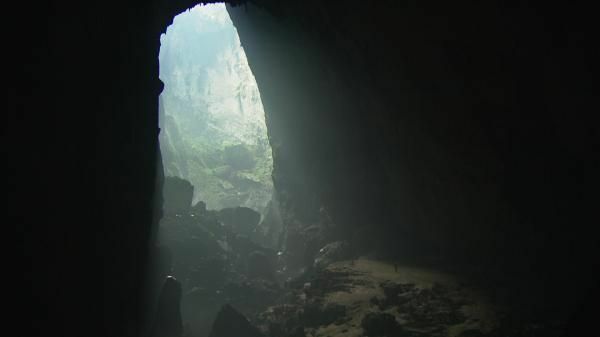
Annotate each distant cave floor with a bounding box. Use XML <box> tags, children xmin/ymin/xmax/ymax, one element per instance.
<box><xmin>252</xmin><ymin>258</ymin><xmax>496</xmax><ymax>337</ymax></box>
<box><xmin>244</xmin><ymin>258</ymin><xmax>565</xmax><ymax>337</ymax></box>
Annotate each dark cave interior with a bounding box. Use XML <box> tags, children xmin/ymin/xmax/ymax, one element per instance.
<box><xmin>9</xmin><ymin>1</ymin><xmax>598</xmax><ymax>337</ymax></box>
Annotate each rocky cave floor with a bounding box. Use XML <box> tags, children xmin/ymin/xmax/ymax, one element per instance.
<box><xmin>155</xmin><ymin>194</ymin><xmax>567</xmax><ymax>337</ymax></box>
<box><xmin>244</xmin><ymin>258</ymin><xmax>565</xmax><ymax>337</ymax></box>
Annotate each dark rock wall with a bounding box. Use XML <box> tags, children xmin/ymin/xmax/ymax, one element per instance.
<box><xmin>9</xmin><ymin>0</ymin><xmax>597</xmax><ymax>336</ymax></box>
<box><xmin>228</xmin><ymin>2</ymin><xmax>598</xmax><ymax>274</ymax></box>
<box><xmin>10</xmin><ymin>1</ymin><xmax>218</xmax><ymax>336</ymax></box>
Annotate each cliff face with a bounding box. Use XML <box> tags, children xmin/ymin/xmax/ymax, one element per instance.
<box><xmin>10</xmin><ymin>0</ymin><xmax>598</xmax><ymax>336</ymax></box>
<box><xmin>159</xmin><ymin>4</ymin><xmax>273</xmax><ymax>212</ymax></box>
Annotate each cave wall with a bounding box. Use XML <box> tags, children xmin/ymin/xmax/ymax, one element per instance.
<box><xmin>228</xmin><ymin>0</ymin><xmax>598</xmax><ymax>283</ymax></box>
<box><xmin>9</xmin><ymin>1</ymin><xmax>220</xmax><ymax>336</ymax></box>
<box><xmin>9</xmin><ymin>0</ymin><xmax>597</xmax><ymax>336</ymax></box>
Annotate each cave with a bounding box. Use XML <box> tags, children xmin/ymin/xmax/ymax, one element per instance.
<box><xmin>11</xmin><ymin>1</ymin><xmax>598</xmax><ymax>337</ymax></box>
<box><xmin>158</xmin><ymin>4</ymin><xmax>274</xmax><ymax>214</ymax></box>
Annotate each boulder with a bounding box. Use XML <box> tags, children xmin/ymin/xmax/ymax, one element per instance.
<box><xmin>163</xmin><ymin>176</ymin><xmax>194</xmax><ymax>215</ymax></box>
<box><xmin>218</xmin><ymin>207</ymin><xmax>261</xmax><ymax>237</ymax></box>
<box><xmin>151</xmin><ymin>276</ymin><xmax>183</xmax><ymax>337</ymax></box>
<box><xmin>361</xmin><ymin>312</ymin><xmax>404</xmax><ymax>337</ymax></box>
<box><xmin>208</xmin><ymin>304</ymin><xmax>264</xmax><ymax>337</ymax></box>
<box><xmin>191</xmin><ymin>200</ymin><xmax>207</xmax><ymax>214</ymax></box>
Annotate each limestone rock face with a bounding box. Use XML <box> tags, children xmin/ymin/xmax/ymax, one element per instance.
<box><xmin>159</xmin><ymin>5</ymin><xmax>273</xmax><ymax>213</ymax></box>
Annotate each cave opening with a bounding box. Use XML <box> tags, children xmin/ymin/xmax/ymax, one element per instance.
<box><xmin>145</xmin><ymin>3</ymin><xmax>597</xmax><ymax>337</ymax></box>
<box><xmin>10</xmin><ymin>0</ymin><xmax>598</xmax><ymax>336</ymax></box>
<box><xmin>159</xmin><ymin>3</ymin><xmax>274</xmax><ymax>217</ymax></box>
<box><xmin>153</xmin><ymin>4</ymin><xmax>283</xmax><ymax>337</ymax></box>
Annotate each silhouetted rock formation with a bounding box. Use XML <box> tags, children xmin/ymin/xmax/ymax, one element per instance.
<box><xmin>208</xmin><ymin>304</ymin><xmax>264</xmax><ymax>337</ymax></box>
<box><xmin>152</xmin><ymin>276</ymin><xmax>183</xmax><ymax>337</ymax></box>
<box><xmin>191</xmin><ymin>200</ymin><xmax>207</xmax><ymax>215</ymax></box>
<box><xmin>163</xmin><ymin>177</ymin><xmax>194</xmax><ymax>215</ymax></box>
<box><xmin>313</xmin><ymin>241</ymin><xmax>351</xmax><ymax>269</ymax></box>
<box><xmin>361</xmin><ymin>312</ymin><xmax>404</xmax><ymax>337</ymax></box>
<box><xmin>218</xmin><ymin>206</ymin><xmax>261</xmax><ymax>237</ymax></box>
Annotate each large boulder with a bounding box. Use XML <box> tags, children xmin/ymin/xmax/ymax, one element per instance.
<box><xmin>151</xmin><ymin>276</ymin><xmax>183</xmax><ymax>337</ymax></box>
<box><xmin>208</xmin><ymin>304</ymin><xmax>264</xmax><ymax>337</ymax></box>
<box><xmin>163</xmin><ymin>177</ymin><xmax>194</xmax><ymax>215</ymax></box>
<box><xmin>191</xmin><ymin>200</ymin><xmax>207</xmax><ymax>215</ymax></box>
<box><xmin>218</xmin><ymin>207</ymin><xmax>261</xmax><ymax>237</ymax></box>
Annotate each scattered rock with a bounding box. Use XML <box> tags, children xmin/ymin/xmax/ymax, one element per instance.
<box><xmin>301</xmin><ymin>302</ymin><xmax>347</xmax><ymax>327</ymax></box>
<box><xmin>380</xmin><ymin>281</ymin><xmax>415</xmax><ymax>307</ymax></box>
<box><xmin>256</xmin><ymin>303</ymin><xmax>304</xmax><ymax>337</ymax></box>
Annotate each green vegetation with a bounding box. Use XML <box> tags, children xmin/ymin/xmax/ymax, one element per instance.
<box><xmin>159</xmin><ymin>4</ymin><xmax>273</xmax><ymax>213</ymax></box>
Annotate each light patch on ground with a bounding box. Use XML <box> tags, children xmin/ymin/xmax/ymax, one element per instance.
<box><xmin>308</xmin><ymin>258</ymin><xmax>499</xmax><ymax>337</ymax></box>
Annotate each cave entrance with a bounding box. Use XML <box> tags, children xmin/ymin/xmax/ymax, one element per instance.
<box><xmin>159</xmin><ymin>3</ymin><xmax>274</xmax><ymax>215</ymax></box>
<box><xmin>156</xmin><ymin>3</ymin><xmax>279</xmax><ymax>336</ymax></box>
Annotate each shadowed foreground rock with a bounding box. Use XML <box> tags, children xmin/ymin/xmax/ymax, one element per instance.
<box><xmin>209</xmin><ymin>304</ymin><xmax>264</xmax><ymax>337</ymax></box>
<box><xmin>361</xmin><ymin>312</ymin><xmax>405</xmax><ymax>337</ymax></box>
<box><xmin>152</xmin><ymin>276</ymin><xmax>183</xmax><ymax>337</ymax></box>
